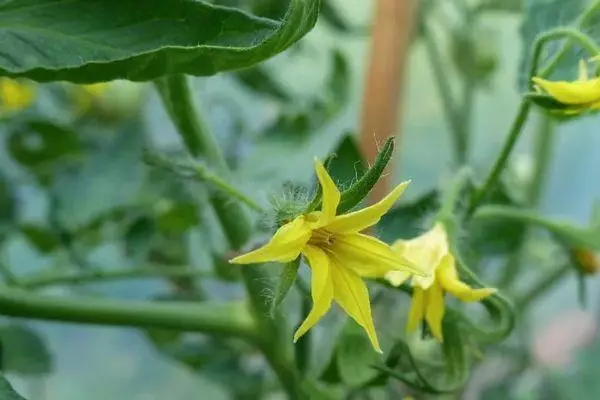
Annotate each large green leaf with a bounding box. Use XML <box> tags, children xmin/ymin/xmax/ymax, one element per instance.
<box><xmin>0</xmin><ymin>0</ymin><xmax>320</xmax><ymax>83</ymax></box>
<box><xmin>0</xmin><ymin>376</ymin><xmax>27</xmax><ymax>400</ymax></box>
<box><xmin>0</xmin><ymin>324</ymin><xmax>52</xmax><ymax>377</ymax></box>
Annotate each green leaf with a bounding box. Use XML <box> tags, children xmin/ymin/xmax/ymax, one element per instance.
<box><xmin>8</xmin><ymin>120</ymin><xmax>81</xmax><ymax>184</ymax></box>
<box><xmin>269</xmin><ymin>258</ymin><xmax>300</xmax><ymax>317</ymax></box>
<box><xmin>0</xmin><ymin>376</ymin><xmax>27</xmax><ymax>400</ymax></box>
<box><xmin>0</xmin><ymin>0</ymin><xmax>321</xmax><ymax>83</ymax></box>
<box><xmin>518</xmin><ymin>0</ymin><xmax>594</xmax><ymax>90</ymax></box>
<box><xmin>0</xmin><ymin>176</ymin><xmax>15</xmax><ymax>236</ymax></box>
<box><xmin>156</xmin><ymin>202</ymin><xmax>199</xmax><ymax>236</ymax></box>
<box><xmin>335</xmin><ymin>320</ymin><xmax>379</xmax><ymax>387</ymax></box>
<box><xmin>232</xmin><ymin>65</ymin><xmax>291</xmax><ymax>101</ymax></box>
<box><xmin>0</xmin><ymin>324</ymin><xmax>52</xmax><ymax>376</ymax></box>
<box><xmin>19</xmin><ymin>224</ymin><xmax>59</xmax><ymax>253</ymax></box>
<box><xmin>325</xmin><ymin>49</ymin><xmax>350</xmax><ymax>108</ymax></box>
<box><xmin>325</xmin><ymin>134</ymin><xmax>366</xmax><ymax>186</ymax></box>
<box><xmin>375</xmin><ymin>190</ymin><xmax>439</xmax><ymax>243</ymax></box>
<box><xmin>52</xmin><ymin>121</ymin><xmax>144</xmax><ymax>231</ymax></box>
<box><xmin>337</xmin><ymin>136</ymin><xmax>395</xmax><ymax>214</ymax></box>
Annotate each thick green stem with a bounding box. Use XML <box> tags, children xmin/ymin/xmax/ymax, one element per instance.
<box><xmin>155</xmin><ymin>74</ymin><xmax>252</xmax><ymax>249</ymax></box>
<box><xmin>467</xmin><ymin>99</ymin><xmax>531</xmax><ymax>215</ymax></box>
<box><xmin>241</xmin><ymin>266</ymin><xmax>300</xmax><ymax>399</ymax></box>
<box><xmin>19</xmin><ymin>266</ymin><xmax>213</xmax><ymax>289</ymax></box>
<box><xmin>499</xmin><ymin>114</ymin><xmax>555</xmax><ymax>288</ymax></box>
<box><xmin>0</xmin><ymin>287</ymin><xmax>257</xmax><ymax>340</ymax></box>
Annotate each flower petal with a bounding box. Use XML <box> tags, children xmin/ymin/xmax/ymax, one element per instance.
<box><xmin>293</xmin><ymin>246</ymin><xmax>334</xmax><ymax>342</ymax></box>
<box><xmin>532</xmin><ymin>76</ymin><xmax>600</xmax><ymax>105</ymax></box>
<box><xmin>331</xmin><ymin>233</ymin><xmax>425</xmax><ymax>277</ymax></box>
<box><xmin>407</xmin><ymin>287</ymin><xmax>425</xmax><ymax>334</ymax></box>
<box><xmin>330</xmin><ymin>262</ymin><xmax>382</xmax><ymax>353</ymax></box>
<box><xmin>314</xmin><ymin>158</ymin><xmax>341</xmax><ymax>222</ymax></box>
<box><xmin>424</xmin><ymin>283</ymin><xmax>445</xmax><ymax>342</ymax></box>
<box><xmin>437</xmin><ymin>255</ymin><xmax>497</xmax><ymax>302</ymax></box>
<box><xmin>325</xmin><ymin>180</ymin><xmax>410</xmax><ymax>233</ymax></box>
<box><xmin>230</xmin><ymin>216</ymin><xmax>311</xmax><ymax>264</ymax></box>
<box><xmin>385</xmin><ymin>270</ymin><xmax>411</xmax><ymax>287</ymax></box>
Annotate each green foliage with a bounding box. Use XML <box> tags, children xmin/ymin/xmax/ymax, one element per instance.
<box><xmin>0</xmin><ymin>377</ymin><xmax>27</xmax><ymax>400</ymax></box>
<box><xmin>0</xmin><ymin>324</ymin><xmax>52</xmax><ymax>376</ymax></box>
<box><xmin>518</xmin><ymin>0</ymin><xmax>598</xmax><ymax>89</ymax></box>
<box><xmin>0</xmin><ymin>0</ymin><xmax>320</xmax><ymax>83</ymax></box>
<box><xmin>270</xmin><ymin>258</ymin><xmax>301</xmax><ymax>317</ymax></box>
<box><xmin>335</xmin><ymin>320</ymin><xmax>380</xmax><ymax>387</ymax></box>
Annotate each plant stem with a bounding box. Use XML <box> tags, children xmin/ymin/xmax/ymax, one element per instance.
<box><xmin>467</xmin><ymin>99</ymin><xmax>532</xmax><ymax>215</ymax></box>
<box><xmin>538</xmin><ymin>1</ymin><xmax>600</xmax><ymax>79</ymax></box>
<box><xmin>144</xmin><ymin>150</ymin><xmax>264</xmax><ymax>212</ymax></box>
<box><xmin>499</xmin><ymin>114</ymin><xmax>555</xmax><ymax>288</ymax></box>
<box><xmin>155</xmin><ymin>74</ymin><xmax>252</xmax><ymax>249</ymax></box>
<box><xmin>241</xmin><ymin>266</ymin><xmax>300</xmax><ymax>399</ymax></box>
<box><xmin>422</xmin><ymin>21</ymin><xmax>466</xmax><ymax>166</ymax></box>
<box><xmin>0</xmin><ymin>287</ymin><xmax>257</xmax><ymax>339</ymax></box>
<box><xmin>19</xmin><ymin>266</ymin><xmax>213</xmax><ymax>289</ymax></box>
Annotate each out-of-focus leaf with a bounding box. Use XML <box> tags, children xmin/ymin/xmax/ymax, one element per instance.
<box><xmin>0</xmin><ymin>376</ymin><xmax>27</xmax><ymax>400</ymax></box>
<box><xmin>0</xmin><ymin>176</ymin><xmax>15</xmax><ymax>236</ymax></box>
<box><xmin>376</xmin><ymin>190</ymin><xmax>440</xmax><ymax>243</ymax></box>
<box><xmin>325</xmin><ymin>134</ymin><xmax>365</xmax><ymax>187</ymax></box>
<box><xmin>465</xmin><ymin>181</ymin><xmax>526</xmax><ymax>255</ymax></box>
<box><xmin>325</xmin><ymin>49</ymin><xmax>350</xmax><ymax>109</ymax></box>
<box><xmin>451</xmin><ymin>25</ymin><xmax>500</xmax><ymax>86</ymax></box>
<box><xmin>52</xmin><ymin>121</ymin><xmax>144</xmax><ymax>231</ymax></box>
<box><xmin>336</xmin><ymin>320</ymin><xmax>379</xmax><ymax>387</ymax></box>
<box><xmin>156</xmin><ymin>202</ymin><xmax>199</xmax><ymax>236</ymax></box>
<box><xmin>232</xmin><ymin>65</ymin><xmax>292</xmax><ymax>101</ymax></box>
<box><xmin>270</xmin><ymin>258</ymin><xmax>300</xmax><ymax>317</ymax></box>
<box><xmin>321</xmin><ymin>0</ymin><xmax>358</xmax><ymax>33</ymax></box>
<box><xmin>19</xmin><ymin>224</ymin><xmax>59</xmax><ymax>253</ymax></box>
<box><xmin>8</xmin><ymin>121</ymin><xmax>81</xmax><ymax>183</ymax></box>
<box><xmin>124</xmin><ymin>216</ymin><xmax>156</xmax><ymax>262</ymax></box>
<box><xmin>518</xmin><ymin>0</ymin><xmax>593</xmax><ymax>90</ymax></box>
<box><xmin>0</xmin><ymin>324</ymin><xmax>52</xmax><ymax>377</ymax></box>
<box><xmin>0</xmin><ymin>0</ymin><xmax>321</xmax><ymax>83</ymax></box>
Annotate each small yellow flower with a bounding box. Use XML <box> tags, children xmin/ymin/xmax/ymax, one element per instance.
<box><xmin>231</xmin><ymin>159</ymin><xmax>424</xmax><ymax>352</ymax></box>
<box><xmin>0</xmin><ymin>78</ymin><xmax>35</xmax><ymax>113</ymax></box>
<box><xmin>73</xmin><ymin>83</ymin><xmax>109</xmax><ymax>114</ymax></box>
<box><xmin>531</xmin><ymin>60</ymin><xmax>600</xmax><ymax>111</ymax></box>
<box><xmin>386</xmin><ymin>223</ymin><xmax>497</xmax><ymax>342</ymax></box>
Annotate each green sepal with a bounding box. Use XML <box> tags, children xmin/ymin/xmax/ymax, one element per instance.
<box><xmin>269</xmin><ymin>257</ymin><xmax>301</xmax><ymax>318</ymax></box>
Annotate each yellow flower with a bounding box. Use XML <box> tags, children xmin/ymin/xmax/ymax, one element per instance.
<box><xmin>571</xmin><ymin>248</ymin><xmax>599</xmax><ymax>275</ymax></box>
<box><xmin>0</xmin><ymin>78</ymin><xmax>35</xmax><ymax>113</ymax></box>
<box><xmin>385</xmin><ymin>223</ymin><xmax>497</xmax><ymax>342</ymax></box>
<box><xmin>531</xmin><ymin>60</ymin><xmax>600</xmax><ymax>111</ymax></box>
<box><xmin>73</xmin><ymin>83</ymin><xmax>109</xmax><ymax>114</ymax></box>
<box><xmin>230</xmin><ymin>159</ymin><xmax>424</xmax><ymax>352</ymax></box>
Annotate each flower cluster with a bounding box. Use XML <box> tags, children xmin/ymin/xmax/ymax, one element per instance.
<box><xmin>231</xmin><ymin>160</ymin><xmax>496</xmax><ymax>351</ymax></box>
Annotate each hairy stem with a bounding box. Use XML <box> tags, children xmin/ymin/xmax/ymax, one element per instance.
<box><xmin>0</xmin><ymin>287</ymin><xmax>257</xmax><ymax>340</ymax></box>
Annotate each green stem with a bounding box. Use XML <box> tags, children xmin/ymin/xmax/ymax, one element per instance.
<box><xmin>422</xmin><ymin>21</ymin><xmax>466</xmax><ymax>166</ymax></box>
<box><xmin>144</xmin><ymin>150</ymin><xmax>264</xmax><ymax>212</ymax></box>
<box><xmin>19</xmin><ymin>266</ymin><xmax>213</xmax><ymax>289</ymax></box>
<box><xmin>467</xmin><ymin>99</ymin><xmax>531</xmax><ymax>215</ymax></box>
<box><xmin>499</xmin><ymin>114</ymin><xmax>555</xmax><ymax>288</ymax></box>
<box><xmin>155</xmin><ymin>74</ymin><xmax>252</xmax><ymax>249</ymax></box>
<box><xmin>241</xmin><ymin>266</ymin><xmax>300</xmax><ymax>399</ymax></box>
<box><xmin>0</xmin><ymin>287</ymin><xmax>257</xmax><ymax>340</ymax></box>
<box><xmin>538</xmin><ymin>1</ymin><xmax>600</xmax><ymax>79</ymax></box>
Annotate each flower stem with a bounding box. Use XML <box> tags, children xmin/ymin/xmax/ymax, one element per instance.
<box><xmin>0</xmin><ymin>287</ymin><xmax>257</xmax><ymax>340</ymax></box>
<box><xmin>155</xmin><ymin>74</ymin><xmax>252</xmax><ymax>249</ymax></box>
<box><xmin>467</xmin><ymin>99</ymin><xmax>531</xmax><ymax>216</ymax></box>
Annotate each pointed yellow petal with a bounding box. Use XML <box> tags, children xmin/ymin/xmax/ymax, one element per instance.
<box><xmin>330</xmin><ymin>262</ymin><xmax>382</xmax><ymax>353</ymax></box>
<box><xmin>314</xmin><ymin>158</ymin><xmax>341</xmax><ymax>222</ymax></box>
<box><xmin>325</xmin><ymin>180</ymin><xmax>410</xmax><ymax>233</ymax></box>
<box><xmin>531</xmin><ymin>76</ymin><xmax>600</xmax><ymax>105</ymax></box>
<box><xmin>385</xmin><ymin>270</ymin><xmax>411</xmax><ymax>287</ymax></box>
<box><xmin>230</xmin><ymin>216</ymin><xmax>311</xmax><ymax>264</ymax></box>
<box><xmin>436</xmin><ymin>255</ymin><xmax>497</xmax><ymax>302</ymax></box>
<box><xmin>424</xmin><ymin>283</ymin><xmax>445</xmax><ymax>342</ymax></box>
<box><xmin>331</xmin><ymin>233</ymin><xmax>425</xmax><ymax>277</ymax></box>
<box><xmin>293</xmin><ymin>246</ymin><xmax>334</xmax><ymax>342</ymax></box>
<box><xmin>406</xmin><ymin>287</ymin><xmax>425</xmax><ymax>334</ymax></box>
